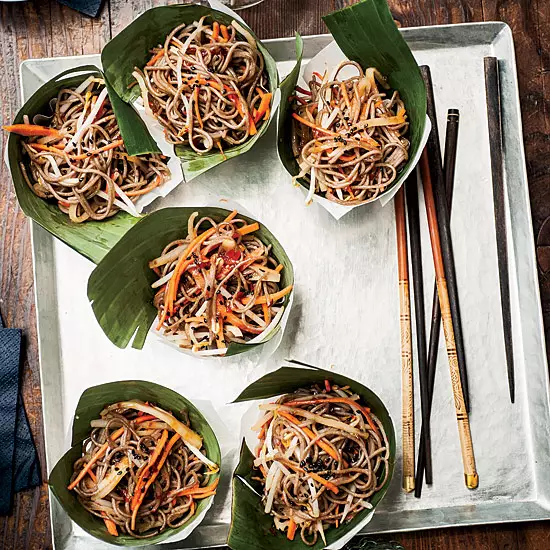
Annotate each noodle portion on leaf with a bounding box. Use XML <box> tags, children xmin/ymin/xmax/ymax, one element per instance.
<box><xmin>253</xmin><ymin>382</ymin><xmax>389</xmax><ymax>546</ymax></box>
<box><xmin>67</xmin><ymin>400</ymin><xmax>218</xmax><ymax>539</ymax></box>
<box><xmin>133</xmin><ymin>16</ymin><xmax>271</xmax><ymax>156</ymax></box>
<box><xmin>150</xmin><ymin>210</ymin><xmax>292</xmax><ymax>355</ymax></box>
<box><xmin>291</xmin><ymin>61</ymin><xmax>410</xmax><ymax>206</ymax></box>
<box><xmin>4</xmin><ymin>78</ymin><xmax>170</xmax><ymax>223</ymax></box>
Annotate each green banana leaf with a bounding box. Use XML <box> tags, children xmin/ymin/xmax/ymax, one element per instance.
<box><xmin>48</xmin><ymin>380</ymin><xmax>221</xmax><ymax>547</ymax></box>
<box><xmin>87</xmin><ymin>206</ymin><xmax>294</xmax><ymax>354</ymax></box>
<box><xmin>277</xmin><ymin>0</ymin><xmax>427</xmax><ymax>206</ymax></box>
<box><xmin>101</xmin><ymin>4</ymin><xmax>279</xmax><ymax>179</ymax></box>
<box><xmin>6</xmin><ymin>65</ymin><xmax>161</xmax><ymax>264</ymax></box>
<box><xmin>228</xmin><ymin>364</ymin><xmax>396</xmax><ymax>550</ymax></box>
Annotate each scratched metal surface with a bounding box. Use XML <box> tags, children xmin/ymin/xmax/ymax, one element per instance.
<box><xmin>22</xmin><ymin>24</ymin><xmax>550</xmax><ymax>550</ymax></box>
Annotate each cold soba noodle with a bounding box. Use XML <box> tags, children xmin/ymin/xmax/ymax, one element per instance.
<box><xmin>133</xmin><ymin>17</ymin><xmax>272</xmax><ymax>154</ymax></box>
<box><xmin>254</xmin><ymin>382</ymin><xmax>389</xmax><ymax>545</ymax></box>
<box><xmin>150</xmin><ymin>210</ymin><xmax>292</xmax><ymax>354</ymax></box>
<box><xmin>291</xmin><ymin>61</ymin><xmax>410</xmax><ymax>205</ymax></box>
<box><xmin>68</xmin><ymin>401</ymin><xmax>218</xmax><ymax>539</ymax></box>
<box><xmin>4</xmin><ymin>78</ymin><xmax>170</xmax><ymax>222</ymax></box>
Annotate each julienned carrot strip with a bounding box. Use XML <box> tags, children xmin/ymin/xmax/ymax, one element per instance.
<box><xmin>262</xmin><ymin>303</ymin><xmax>270</xmax><ymax>325</ymax></box>
<box><xmin>194</xmin><ymin>87</ymin><xmax>203</xmax><ymax>129</ymax></box>
<box><xmin>146</xmin><ymin>49</ymin><xmax>165</xmax><ymax>66</ymax></box>
<box><xmin>102</xmin><ymin>514</ymin><xmax>118</xmax><ymax>536</ymax></box>
<box><xmin>67</xmin><ymin>427</ymin><xmax>125</xmax><ymax>490</ymax></box>
<box><xmin>237</xmin><ymin>222</ymin><xmax>259</xmax><ymax>236</ymax></box>
<box><xmin>284</xmin><ymin>461</ymin><xmax>339</xmax><ymax>494</ymax></box>
<box><xmin>125</xmin><ymin>175</ymin><xmax>162</xmax><ymax>197</ymax></box>
<box><xmin>70</xmin><ymin>140</ymin><xmax>124</xmax><ymax>161</ymax></box>
<box><xmin>134</xmin><ymin>414</ymin><xmax>157</xmax><ymax>424</ymax></box>
<box><xmin>254</xmin><ymin>93</ymin><xmax>272</xmax><ymax>123</ymax></box>
<box><xmin>278</xmin><ymin>411</ymin><xmax>340</xmax><ymax>462</ymax></box>
<box><xmin>220</xmin><ymin>24</ymin><xmax>230</xmax><ymax>42</ymax></box>
<box><xmin>287</xmin><ymin>518</ymin><xmax>297</xmax><ymax>540</ymax></box>
<box><xmin>309</xmin><ymin>472</ymin><xmax>339</xmax><ymax>494</ymax></box>
<box><xmin>159</xmin><ymin>210</ymin><xmax>238</xmax><ymax>326</ymax></box>
<box><xmin>2</xmin><ymin>124</ymin><xmax>61</xmax><ymax>137</ymax></box>
<box><xmin>218</xmin><ymin>303</ymin><xmax>264</xmax><ymax>335</ymax></box>
<box><xmin>284</xmin><ymin>397</ymin><xmax>379</xmax><ymax>434</ymax></box>
<box><xmin>249</xmin><ymin>115</ymin><xmax>257</xmax><ymax>136</ymax></box>
<box><xmin>211</xmin><ymin>22</ymin><xmax>220</xmax><ymax>41</ymax></box>
<box><xmin>130</xmin><ymin>429</ymin><xmax>169</xmax><ymax>525</ymax></box>
<box><xmin>275</xmin><ymin>264</ymin><xmax>284</xmax><ymax>273</ymax></box>
<box><xmin>131</xmin><ymin>432</ymin><xmax>178</xmax><ymax>530</ymax></box>
<box><xmin>173</xmin><ymin>477</ymin><xmax>219</xmax><ymax>498</ymax></box>
<box><xmin>29</xmin><ymin>143</ymin><xmax>66</xmax><ymax>155</ymax></box>
<box><xmin>291</xmin><ymin>113</ymin><xmax>338</xmax><ymax>137</ymax></box>
<box><xmin>242</xmin><ymin>284</ymin><xmax>293</xmax><ymax>305</ymax></box>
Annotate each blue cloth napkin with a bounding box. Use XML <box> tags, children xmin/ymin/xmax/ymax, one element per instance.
<box><xmin>0</xmin><ymin>311</ymin><xmax>41</xmax><ymax>516</ymax></box>
<box><xmin>57</xmin><ymin>0</ymin><xmax>104</xmax><ymax>18</ymax></box>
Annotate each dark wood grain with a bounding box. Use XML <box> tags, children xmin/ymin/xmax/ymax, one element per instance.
<box><xmin>0</xmin><ymin>1</ymin><xmax>549</xmax><ymax>549</ymax></box>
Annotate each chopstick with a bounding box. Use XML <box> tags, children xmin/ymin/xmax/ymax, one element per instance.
<box><xmin>420</xmin><ymin>149</ymin><xmax>479</xmax><ymax>489</ymax></box>
<box><xmin>415</xmin><ymin>109</ymin><xmax>460</xmax><ymax>498</ymax></box>
<box><xmin>405</xmin><ymin>171</ymin><xmax>431</xmax><ymax>486</ymax></box>
<box><xmin>484</xmin><ymin>57</ymin><xmax>515</xmax><ymax>403</ymax></box>
<box><xmin>394</xmin><ymin>186</ymin><xmax>415</xmax><ymax>493</ymax></box>
<box><xmin>420</xmin><ymin>65</ymin><xmax>470</xmax><ymax>414</ymax></box>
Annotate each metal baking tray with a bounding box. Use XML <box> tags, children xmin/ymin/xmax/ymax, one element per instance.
<box><xmin>22</xmin><ymin>23</ymin><xmax>550</xmax><ymax>550</ymax></box>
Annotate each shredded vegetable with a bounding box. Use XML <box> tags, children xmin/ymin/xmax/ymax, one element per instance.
<box><xmin>150</xmin><ymin>211</ymin><xmax>291</xmax><ymax>354</ymax></box>
<box><xmin>6</xmin><ymin>78</ymin><xmax>170</xmax><ymax>223</ymax></box>
<box><xmin>291</xmin><ymin>62</ymin><xmax>410</xmax><ymax>205</ymax></box>
<box><xmin>254</xmin><ymin>383</ymin><xmax>389</xmax><ymax>546</ymax></box>
<box><xmin>133</xmin><ymin>16</ymin><xmax>270</xmax><ymax>154</ymax></box>
<box><xmin>67</xmin><ymin>401</ymin><xmax>218</xmax><ymax>539</ymax></box>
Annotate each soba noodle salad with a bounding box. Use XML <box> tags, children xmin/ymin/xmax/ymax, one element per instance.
<box><xmin>3</xmin><ymin>77</ymin><xmax>170</xmax><ymax>223</ymax></box>
<box><xmin>150</xmin><ymin>210</ymin><xmax>292</xmax><ymax>355</ymax></box>
<box><xmin>253</xmin><ymin>381</ymin><xmax>390</xmax><ymax>546</ymax></box>
<box><xmin>291</xmin><ymin>61</ymin><xmax>410</xmax><ymax>206</ymax></box>
<box><xmin>67</xmin><ymin>401</ymin><xmax>218</xmax><ymax>539</ymax></box>
<box><xmin>132</xmin><ymin>16</ymin><xmax>272</xmax><ymax>155</ymax></box>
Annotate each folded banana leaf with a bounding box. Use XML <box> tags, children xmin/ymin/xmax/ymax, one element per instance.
<box><xmin>228</xmin><ymin>364</ymin><xmax>395</xmax><ymax>550</ymax></box>
<box><xmin>87</xmin><ymin>207</ymin><xmax>294</xmax><ymax>354</ymax></box>
<box><xmin>101</xmin><ymin>4</ymin><xmax>279</xmax><ymax>180</ymax></box>
<box><xmin>48</xmin><ymin>380</ymin><xmax>221</xmax><ymax>547</ymax></box>
<box><xmin>5</xmin><ymin>65</ymin><xmax>161</xmax><ymax>264</ymax></box>
<box><xmin>277</xmin><ymin>0</ymin><xmax>427</xmax><ymax>210</ymax></box>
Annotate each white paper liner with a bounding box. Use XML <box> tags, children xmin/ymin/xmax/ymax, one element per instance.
<box><xmin>292</xmin><ymin>39</ymin><xmax>431</xmax><ymax>220</ymax></box>
<box><xmin>239</xmin><ymin>395</ymin><xmax>380</xmax><ymax>549</ymax></box>
<box><xmin>148</xmin><ymin>198</ymin><xmax>294</xmax><ymax>364</ymax></box>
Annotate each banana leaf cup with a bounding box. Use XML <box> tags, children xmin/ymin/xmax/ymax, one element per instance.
<box><xmin>4</xmin><ymin>65</ymin><xmax>173</xmax><ymax>264</ymax></box>
<box><xmin>278</xmin><ymin>0</ymin><xmax>430</xmax><ymax>219</ymax></box>
<box><xmin>87</xmin><ymin>206</ymin><xmax>294</xmax><ymax>356</ymax></box>
<box><xmin>228</xmin><ymin>364</ymin><xmax>396</xmax><ymax>550</ymax></box>
<box><xmin>100</xmin><ymin>3</ymin><xmax>279</xmax><ymax>181</ymax></box>
<box><xmin>48</xmin><ymin>380</ymin><xmax>221</xmax><ymax>546</ymax></box>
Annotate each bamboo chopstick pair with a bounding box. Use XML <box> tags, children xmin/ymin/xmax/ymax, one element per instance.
<box><xmin>396</xmin><ymin>66</ymin><xmax>478</xmax><ymax>493</ymax></box>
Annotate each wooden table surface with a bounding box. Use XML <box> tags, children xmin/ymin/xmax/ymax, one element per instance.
<box><xmin>1</xmin><ymin>0</ymin><xmax>549</xmax><ymax>548</ymax></box>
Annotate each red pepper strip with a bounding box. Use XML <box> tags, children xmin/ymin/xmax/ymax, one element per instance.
<box><xmin>295</xmin><ymin>85</ymin><xmax>312</xmax><ymax>96</ymax></box>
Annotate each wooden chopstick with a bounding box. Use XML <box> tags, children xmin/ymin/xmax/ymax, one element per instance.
<box><xmin>420</xmin><ymin>149</ymin><xmax>478</xmax><ymax>489</ymax></box>
<box><xmin>394</xmin><ymin>186</ymin><xmax>415</xmax><ymax>493</ymax></box>
<box><xmin>420</xmin><ymin>65</ymin><xmax>470</xmax><ymax>414</ymax></box>
<box><xmin>415</xmin><ymin>109</ymin><xmax>460</xmax><ymax>498</ymax></box>
<box><xmin>484</xmin><ymin>56</ymin><xmax>515</xmax><ymax>404</ymax></box>
<box><xmin>405</xmin><ymin>171</ymin><xmax>431</xmax><ymax>487</ymax></box>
